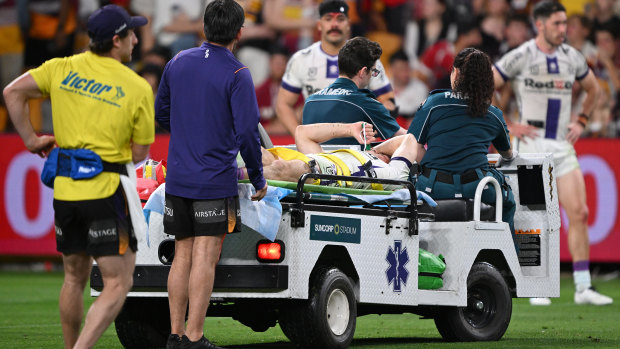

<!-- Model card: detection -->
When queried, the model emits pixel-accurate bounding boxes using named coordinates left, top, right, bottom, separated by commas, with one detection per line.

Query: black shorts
left=163, top=193, right=241, bottom=239
left=53, top=184, right=137, bottom=256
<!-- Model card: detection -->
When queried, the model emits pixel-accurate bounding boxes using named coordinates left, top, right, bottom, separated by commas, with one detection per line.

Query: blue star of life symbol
left=386, top=240, right=409, bottom=292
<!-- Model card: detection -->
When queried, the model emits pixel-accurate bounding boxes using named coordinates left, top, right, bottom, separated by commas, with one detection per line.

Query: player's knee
left=567, top=203, right=589, bottom=224
left=64, top=274, right=89, bottom=290
left=125, top=275, right=134, bottom=292
left=579, top=205, right=589, bottom=224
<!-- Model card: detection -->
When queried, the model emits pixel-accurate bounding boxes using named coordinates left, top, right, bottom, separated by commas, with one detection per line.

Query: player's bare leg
left=558, top=168, right=612, bottom=305
left=75, top=250, right=136, bottom=348
left=168, top=237, right=194, bottom=337
left=59, top=253, right=92, bottom=349
left=263, top=159, right=311, bottom=182
left=184, top=234, right=225, bottom=341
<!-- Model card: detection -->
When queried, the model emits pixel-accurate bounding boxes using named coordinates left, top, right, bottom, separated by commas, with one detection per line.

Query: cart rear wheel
left=115, top=297, right=170, bottom=349
left=279, top=267, right=357, bottom=348
left=434, top=262, right=512, bottom=341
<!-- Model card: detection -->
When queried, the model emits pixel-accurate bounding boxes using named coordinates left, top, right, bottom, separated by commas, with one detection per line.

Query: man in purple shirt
left=155, top=1, right=267, bottom=348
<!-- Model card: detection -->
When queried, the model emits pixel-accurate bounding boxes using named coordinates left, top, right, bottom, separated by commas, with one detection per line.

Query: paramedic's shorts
left=54, top=184, right=136, bottom=256
left=515, top=137, right=580, bottom=177
left=163, top=193, right=241, bottom=239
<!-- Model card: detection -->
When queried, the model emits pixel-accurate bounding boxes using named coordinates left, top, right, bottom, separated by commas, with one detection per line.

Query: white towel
left=120, top=163, right=148, bottom=249
left=238, top=184, right=292, bottom=241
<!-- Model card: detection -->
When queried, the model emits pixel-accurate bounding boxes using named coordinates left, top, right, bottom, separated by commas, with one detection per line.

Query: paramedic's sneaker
left=166, top=334, right=183, bottom=349
left=529, top=297, right=551, bottom=306
left=574, top=287, right=613, bottom=305
left=181, top=335, right=224, bottom=349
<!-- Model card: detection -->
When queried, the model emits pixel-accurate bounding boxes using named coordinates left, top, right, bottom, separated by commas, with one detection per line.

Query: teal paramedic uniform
left=408, top=89, right=516, bottom=232
left=302, top=78, right=401, bottom=145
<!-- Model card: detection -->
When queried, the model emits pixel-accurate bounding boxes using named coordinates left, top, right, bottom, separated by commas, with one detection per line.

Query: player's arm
left=568, top=70, right=599, bottom=144
left=491, top=65, right=537, bottom=141
left=275, top=87, right=302, bottom=136
left=3, top=72, right=55, bottom=157
left=131, top=144, right=150, bottom=163
left=492, top=67, right=506, bottom=90
left=295, top=122, right=376, bottom=154
left=131, top=88, right=155, bottom=164
left=373, top=133, right=418, bottom=164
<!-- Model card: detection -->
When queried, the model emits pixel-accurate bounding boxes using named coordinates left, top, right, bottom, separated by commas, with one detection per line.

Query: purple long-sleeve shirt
left=155, top=42, right=265, bottom=199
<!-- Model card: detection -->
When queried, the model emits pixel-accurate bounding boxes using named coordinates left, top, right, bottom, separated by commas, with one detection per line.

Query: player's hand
left=26, top=135, right=56, bottom=158
left=352, top=122, right=376, bottom=145
left=498, top=150, right=518, bottom=167
left=508, top=123, right=538, bottom=143
left=251, top=182, right=268, bottom=201
left=566, top=122, right=584, bottom=144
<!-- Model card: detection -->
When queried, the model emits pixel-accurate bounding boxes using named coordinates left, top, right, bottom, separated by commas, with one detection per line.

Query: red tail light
left=256, top=240, right=285, bottom=263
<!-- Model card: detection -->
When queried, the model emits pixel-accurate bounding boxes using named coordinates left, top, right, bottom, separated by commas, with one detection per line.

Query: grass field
left=1, top=271, right=619, bottom=348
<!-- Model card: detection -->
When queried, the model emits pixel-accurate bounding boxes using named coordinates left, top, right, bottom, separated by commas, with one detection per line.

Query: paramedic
left=3, top=5, right=154, bottom=348
left=493, top=1, right=611, bottom=306
left=154, top=0, right=267, bottom=348
left=276, top=0, right=398, bottom=136
left=302, top=36, right=406, bottom=145
left=240, top=121, right=416, bottom=191
left=408, top=48, right=517, bottom=233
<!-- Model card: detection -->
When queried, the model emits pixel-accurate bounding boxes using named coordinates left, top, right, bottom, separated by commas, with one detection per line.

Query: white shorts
left=514, top=137, right=580, bottom=177
left=307, top=152, right=410, bottom=190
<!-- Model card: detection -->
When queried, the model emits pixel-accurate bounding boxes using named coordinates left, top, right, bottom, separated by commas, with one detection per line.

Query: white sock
left=574, top=270, right=591, bottom=293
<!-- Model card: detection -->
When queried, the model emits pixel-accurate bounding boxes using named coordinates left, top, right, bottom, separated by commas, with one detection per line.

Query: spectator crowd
left=1, top=0, right=619, bottom=138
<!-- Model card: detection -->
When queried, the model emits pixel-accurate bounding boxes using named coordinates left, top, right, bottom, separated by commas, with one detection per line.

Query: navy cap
left=319, top=0, right=349, bottom=17
left=88, top=5, right=147, bottom=42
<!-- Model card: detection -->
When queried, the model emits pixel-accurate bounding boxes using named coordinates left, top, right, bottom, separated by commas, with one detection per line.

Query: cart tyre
left=279, top=267, right=357, bottom=348
left=115, top=297, right=171, bottom=349
left=434, top=262, right=512, bottom=342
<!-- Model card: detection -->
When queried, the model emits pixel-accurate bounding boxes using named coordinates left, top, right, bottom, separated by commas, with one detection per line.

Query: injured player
left=239, top=122, right=418, bottom=191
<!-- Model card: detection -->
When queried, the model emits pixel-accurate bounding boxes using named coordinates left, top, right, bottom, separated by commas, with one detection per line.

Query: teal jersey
left=302, top=78, right=401, bottom=145
left=408, top=89, right=510, bottom=173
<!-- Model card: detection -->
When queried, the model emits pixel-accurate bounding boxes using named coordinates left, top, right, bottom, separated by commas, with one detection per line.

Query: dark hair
left=138, top=64, right=163, bottom=82
left=569, top=14, right=592, bottom=32
left=533, top=1, right=566, bottom=21
left=146, top=45, right=172, bottom=63
left=89, top=29, right=128, bottom=54
left=269, top=44, right=290, bottom=56
left=203, top=0, right=244, bottom=45
left=595, top=23, right=618, bottom=39
left=507, top=13, right=532, bottom=28
left=456, top=19, right=480, bottom=38
left=338, top=37, right=382, bottom=78
left=452, top=48, right=493, bottom=117
left=389, top=50, right=409, bottom=65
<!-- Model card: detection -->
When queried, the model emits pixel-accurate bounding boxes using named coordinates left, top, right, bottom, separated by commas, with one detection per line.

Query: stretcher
left=90, top=152, right=560, bottom=349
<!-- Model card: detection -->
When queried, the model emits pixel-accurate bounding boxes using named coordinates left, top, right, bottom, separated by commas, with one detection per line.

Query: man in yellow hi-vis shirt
left=3, top=5, right=154, bottom=348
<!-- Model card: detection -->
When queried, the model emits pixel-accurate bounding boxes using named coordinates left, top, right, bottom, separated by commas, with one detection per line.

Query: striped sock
left=573, top=261, right=591, bottom=293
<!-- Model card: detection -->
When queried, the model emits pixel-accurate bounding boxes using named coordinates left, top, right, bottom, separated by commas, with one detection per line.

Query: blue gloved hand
left=417, top=190, right=437, bottom=207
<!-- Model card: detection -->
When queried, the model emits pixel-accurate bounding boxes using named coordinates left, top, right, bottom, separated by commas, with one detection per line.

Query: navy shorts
left=53, top=184, right=137, bottom=256
left=163, top=193, right=241, bottom=239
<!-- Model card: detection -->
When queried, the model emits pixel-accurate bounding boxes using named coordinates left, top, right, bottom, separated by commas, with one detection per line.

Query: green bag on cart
left=419, top=248, right=446, bottom=290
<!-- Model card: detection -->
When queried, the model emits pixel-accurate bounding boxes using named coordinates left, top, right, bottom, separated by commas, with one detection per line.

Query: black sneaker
left=181, top=335, right=224, bottom=349
left=167, top=334, right=183, bottom=349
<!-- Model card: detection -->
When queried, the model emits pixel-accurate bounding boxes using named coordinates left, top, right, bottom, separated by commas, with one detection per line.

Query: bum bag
left=41, top=148, right=127, bottom=188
